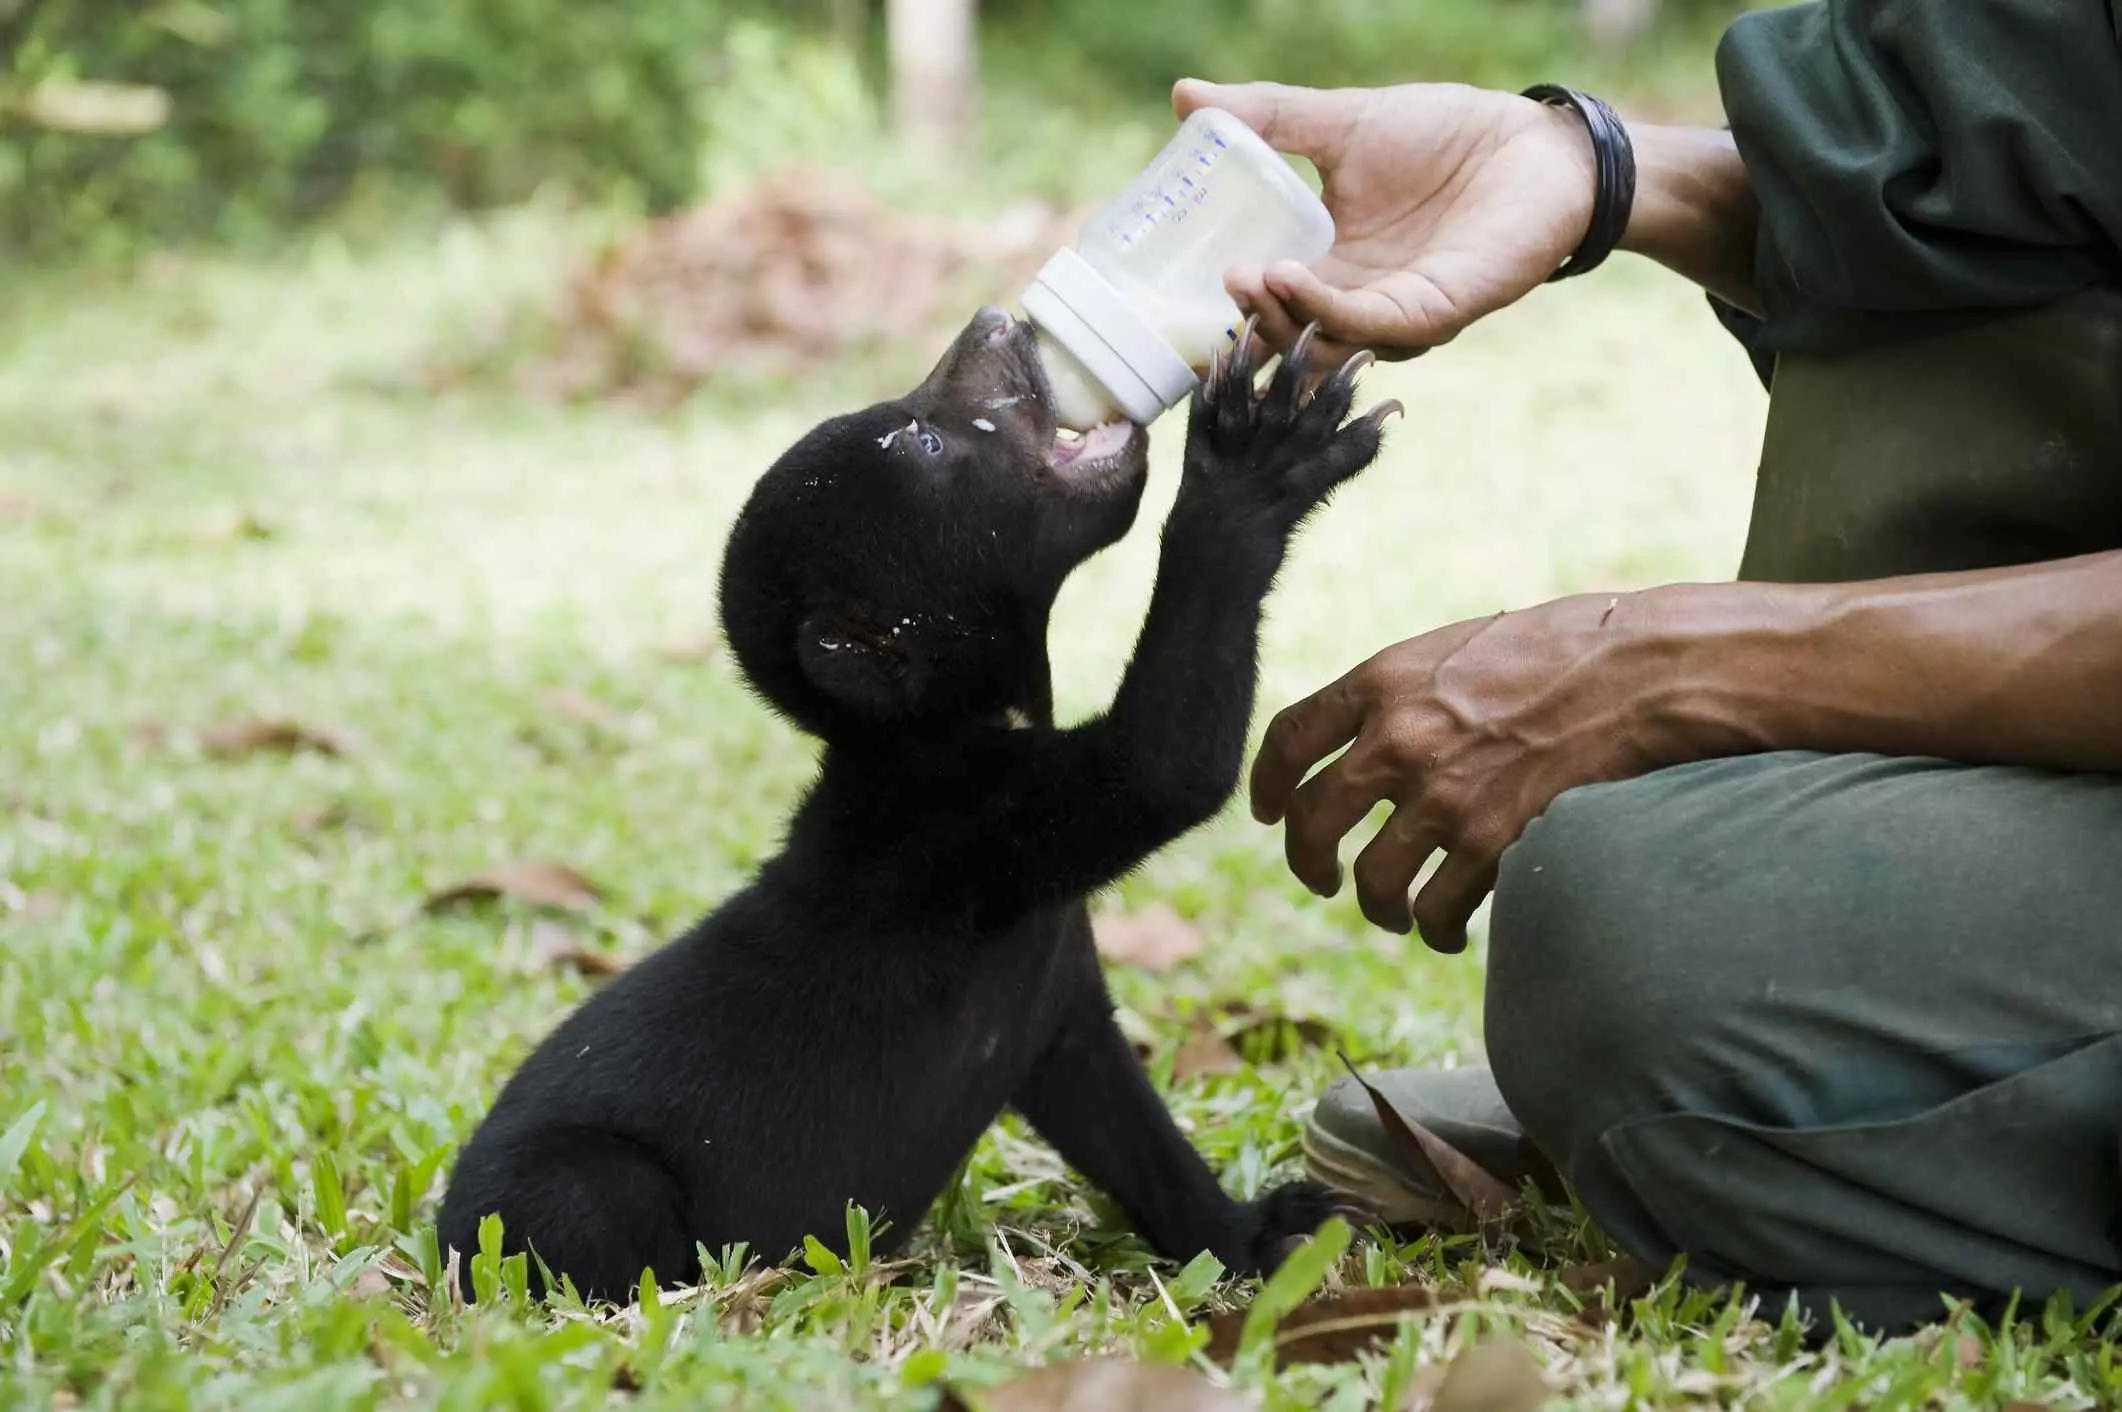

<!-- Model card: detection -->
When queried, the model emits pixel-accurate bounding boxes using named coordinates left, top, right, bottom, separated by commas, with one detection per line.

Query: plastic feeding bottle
left=1019, top=107, right=1336, bottom=431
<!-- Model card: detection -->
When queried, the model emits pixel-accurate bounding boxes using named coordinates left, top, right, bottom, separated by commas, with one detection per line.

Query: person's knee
left=1481, top=770, right=1724, bottom=1172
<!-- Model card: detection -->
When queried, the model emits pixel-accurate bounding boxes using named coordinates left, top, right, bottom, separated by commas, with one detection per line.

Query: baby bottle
left=1019, top=107, right=1337, bottom=431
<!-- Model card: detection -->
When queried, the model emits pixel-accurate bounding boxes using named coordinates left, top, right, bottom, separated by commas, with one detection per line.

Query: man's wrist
left=1520, top=84, right=1636, bottom=281
left=1624, top=579, right=1825, bottom=761
left=1615, top=124, right=1762, bottom=312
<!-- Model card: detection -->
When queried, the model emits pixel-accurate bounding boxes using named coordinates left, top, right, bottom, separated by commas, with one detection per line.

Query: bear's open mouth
left=1047, top=421, right=1140, bottom=481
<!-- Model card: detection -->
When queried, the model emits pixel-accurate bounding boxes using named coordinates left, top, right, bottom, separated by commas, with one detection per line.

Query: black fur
left=436, top=308, right=1396, bottom=1304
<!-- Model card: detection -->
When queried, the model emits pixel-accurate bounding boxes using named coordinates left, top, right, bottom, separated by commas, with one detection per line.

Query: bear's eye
left=916, top=428, right=944, bottom=456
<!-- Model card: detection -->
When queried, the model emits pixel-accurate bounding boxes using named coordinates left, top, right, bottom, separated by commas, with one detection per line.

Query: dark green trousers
left=1466, top=290, right=2122, bottom=1332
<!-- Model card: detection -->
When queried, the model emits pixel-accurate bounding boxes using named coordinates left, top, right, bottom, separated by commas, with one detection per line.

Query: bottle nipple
left=1032, top=331, right=1126, bottom=432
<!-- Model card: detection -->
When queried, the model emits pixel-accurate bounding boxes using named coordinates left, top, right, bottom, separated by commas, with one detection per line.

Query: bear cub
left=437, top=307, right=1397, bottom=1304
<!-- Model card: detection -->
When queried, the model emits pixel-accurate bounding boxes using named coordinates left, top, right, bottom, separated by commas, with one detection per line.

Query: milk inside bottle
left=1019, top=108, right=1337, bottom=431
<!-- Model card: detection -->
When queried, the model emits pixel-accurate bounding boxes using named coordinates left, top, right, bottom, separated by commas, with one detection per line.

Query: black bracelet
left=1520, top=83, right=1636, bottom=282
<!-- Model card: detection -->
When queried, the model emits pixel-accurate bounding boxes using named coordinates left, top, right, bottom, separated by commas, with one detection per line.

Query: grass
left=1, top=200, right=2116, bottom=1410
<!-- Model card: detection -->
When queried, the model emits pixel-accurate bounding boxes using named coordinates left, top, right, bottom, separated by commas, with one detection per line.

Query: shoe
left=1301, top=1064, right=1536, bottom=1228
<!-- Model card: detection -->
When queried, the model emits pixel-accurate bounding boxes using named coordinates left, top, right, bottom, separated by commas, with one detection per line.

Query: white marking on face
left=973, top=418, right=996, bottom=433
left=876, top=419, right=919, bottom=450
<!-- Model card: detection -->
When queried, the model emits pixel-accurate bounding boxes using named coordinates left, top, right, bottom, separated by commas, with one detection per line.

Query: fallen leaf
left=291, top=802, right=355, bottom=834
left=1339, top=1055, right=1521, bottom=1226
left=542, top=689, right=622, bottom=728
left=1475, top=1268, right=1543, bottom=1297
left=1171, top=1031, right=1244, bottom=1082
left=376, top=1251, right=427, bottom=1288
left=1092, top=905, right=1205, bottom=973
left=200, top=718, right=350, bottom=760
left=350, top=1267, right=392, bottom=1300
left=1204, top=1282, right=1441, bottom=1367
left=653, top=638, right=722, bottom=665
left=132, top=720, right=170, bottom=748
left=1220, top=1005, right=1338, bottom=1064
left=529, top=920, right=631, bottom=977
left=21, top=80, right=171, bottom=134
left=942, top=1359, right=1249, bottom=1411
left=0, top=882, right=60, bottom=922
left=1428, top=1338, right=1552, bottom=1412
left=191, top=511, right=275, bottom=545
left=424, top=860, right=604, bottom=914
left=0, top=495, right=53, bottom=523
left=1557, top=1256, right=1656, bottom=1303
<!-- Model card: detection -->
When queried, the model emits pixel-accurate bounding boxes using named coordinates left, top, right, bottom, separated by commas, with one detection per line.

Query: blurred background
left=2, top=2, right=1781, bottom=1042
left=5, top=0, right=1762, bottom=256
left=0, top=12, right=1792, bottom=1382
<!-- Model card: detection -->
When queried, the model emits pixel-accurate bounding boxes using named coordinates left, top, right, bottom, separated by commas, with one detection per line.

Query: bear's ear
left=795, top=606, right=930, bottom=721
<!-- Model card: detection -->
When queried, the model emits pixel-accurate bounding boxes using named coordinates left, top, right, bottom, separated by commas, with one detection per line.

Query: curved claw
left=1366, top=398, right=1406, bottom=426
left=1287, top=321, right=1320, bottom=377
left=1283, top=322, right=1323, bottom=406
left=1207, top=345, right=1226, bottom=401
left=1337, top=349, right=1377, bottom=382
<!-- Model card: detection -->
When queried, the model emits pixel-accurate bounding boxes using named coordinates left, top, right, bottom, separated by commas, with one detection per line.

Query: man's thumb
left=1170, top=78, right=1352, bottom=160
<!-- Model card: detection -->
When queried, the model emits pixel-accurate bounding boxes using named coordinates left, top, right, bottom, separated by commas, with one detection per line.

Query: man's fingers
left=1279, top=747, right=1395, bottom=898
left=1250, top=683, right=1368, bottom=825
left=1410, top=847, right=1501, bottom=955
left=1228, top=278, right=1312, bottom=362
left=1349, top=804, right=1446, bottom=935
left=1263, top=263, right=1438, bottom=361
left=1171, top=79, right=1356, bottom=163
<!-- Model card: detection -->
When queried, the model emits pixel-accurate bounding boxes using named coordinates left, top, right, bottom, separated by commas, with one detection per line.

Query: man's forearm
left=1647, top=551, right=2122, bottom=775
left=1617, top=124, right=1761, bottom=316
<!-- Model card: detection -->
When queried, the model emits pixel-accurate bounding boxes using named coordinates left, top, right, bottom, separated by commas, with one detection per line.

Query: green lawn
left=2, top=212, right=2111, bottom=1409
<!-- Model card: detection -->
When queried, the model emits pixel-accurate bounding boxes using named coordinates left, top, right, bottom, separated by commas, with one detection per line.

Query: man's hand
left=1247, top=592, right=1717, bottom=952
left=1251, top=552, right=2122, bottom=952
left=1171, top=79, right=1764, bottom=358
left=1172, top=78, right=1595, bottom=363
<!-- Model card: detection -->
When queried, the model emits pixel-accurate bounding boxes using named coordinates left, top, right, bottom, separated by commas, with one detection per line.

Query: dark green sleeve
left=1713, top=0, right=2122, bottom=355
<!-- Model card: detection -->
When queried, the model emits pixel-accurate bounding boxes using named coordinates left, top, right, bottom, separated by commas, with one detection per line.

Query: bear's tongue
left=1048, top=421, right=1134, bottom=472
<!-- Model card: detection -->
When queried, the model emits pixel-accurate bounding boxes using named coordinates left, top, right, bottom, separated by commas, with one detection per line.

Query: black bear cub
left=436, top=306, right=1398, bottom=1304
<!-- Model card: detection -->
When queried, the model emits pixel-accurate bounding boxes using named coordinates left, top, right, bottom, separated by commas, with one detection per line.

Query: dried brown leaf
left=424, top=860, right=604, bottom=914
left=21, top=80, right=171, bottom=134
left=542, top=690, right=622, bottom=728
left=1340, top=1056, right=1521, bottom=1226
left=1220, top=1005, right=1337, bottom=1063
left=350, top=1267, right=392, bottom=1300
left=200, top=718, right=350, bottom=760
left=192, top=511, right=275, bottom=545
left=0, top=882, right=60, bottom=922
left=1171, top=1031, right=1245, bottom=1082
left=1427, top=1338, right=1552, bottom=1412
left=376, top=1251, right=426, bottom=1288
left=1204, top=1282, right=1442, bottom=1367
left=1092, top=905, right=1205, bottom=973
left=529, top=920, right=631, bottom=977
left=1557, top=1256, right=1656, bottom=1303
left=0, top=494, right=53, bottom=523
left=653, top=638, right=722, bottom=665
left=1474, top=1267, right=1543, bottom=1297
left=943, top=1359, right=1249, bottom=1411
left=291, top=801, right=355, bottom=834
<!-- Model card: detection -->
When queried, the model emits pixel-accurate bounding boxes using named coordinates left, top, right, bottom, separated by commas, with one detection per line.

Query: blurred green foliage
left=0, top=0, right=723, bottom=256
left=0, top=0, right=1752, bottom=258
